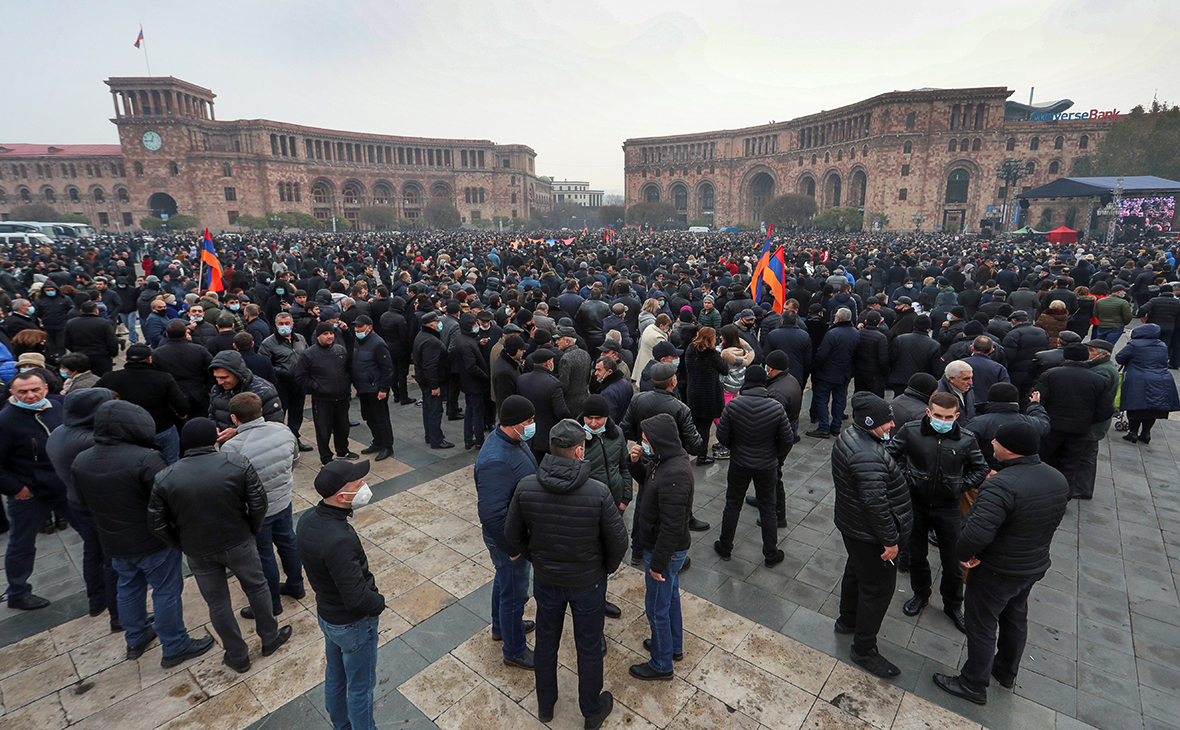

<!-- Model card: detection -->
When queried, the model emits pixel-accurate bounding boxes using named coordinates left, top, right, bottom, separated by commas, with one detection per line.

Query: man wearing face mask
left=295, top=323, right=356, bottom=465
left=516, top=350, right=571, bottom=465
left=350, top=315, right=395, bottom=461
left=297, top=459, right=385, bottom=730
left=412, top=311, right=453, bottom=449
left=259, top=313, right=313, bottom=452
left=886, top=392, right=988, bottom=634
left=474, top=395, right=540, bottom=670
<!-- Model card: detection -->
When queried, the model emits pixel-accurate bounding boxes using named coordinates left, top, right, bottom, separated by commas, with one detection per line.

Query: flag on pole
left=200, top=228, right=225, bottom=292
left=134, top=27, right=144, bottom=48
left=749, top=225, right=788, bottom=313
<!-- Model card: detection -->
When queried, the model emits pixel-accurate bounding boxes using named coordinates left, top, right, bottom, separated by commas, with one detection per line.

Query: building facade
left=1, top=76, right=548, bottom=230
left=551, top=180, right=604, bottom=208
left=623, top=87, right=1114, bottom=233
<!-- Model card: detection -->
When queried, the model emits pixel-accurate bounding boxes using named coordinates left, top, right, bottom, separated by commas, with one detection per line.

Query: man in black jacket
left=854, top=311, right=890, bottom=397
left=296, top=323, right=357, bottom=463
left=259, top=313, right=313, bottom=451
left=505, top=420, right=626, bottom=728
left=517, top=350, right=572, bottom=464
left=97, top=344, right=189, bottom=464
left=378, top=296, right=416, bottom=405
left=1002, top=312, right=1049, bottom=403
left=888, top=392, right=988, bottom=633
left=412, top=312, right=452, bottom=449
left=153, top=321, right=214, bottom=423
left=64, top=300, right=119, bottom=375
left=968, top=384, right=1050, bottom=469
left=1034, top=343, right=1115, bottom=499
left=887, top=315, right=943, bottom=398
left=832, top=392, right=912, bottom=678
left=808, top=307, right=860, bottom=438
left=297, top=459, right=385, bottom=730
left=350, top=316, right=395, bottom=461
left=714, top=367, right=793, bottom=566
left=933, top=422, right=1069, bottom=706
left=453, top=313, right=491, bottom=450
left=1138, top=284, right=1180, bottom=367
left=149, top=418, right=291, bottom=674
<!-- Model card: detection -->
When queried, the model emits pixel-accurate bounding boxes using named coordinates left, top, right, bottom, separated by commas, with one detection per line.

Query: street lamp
left=997, top=159, right=1035, bottom=233
left=911, top=212, right=926, bottom=231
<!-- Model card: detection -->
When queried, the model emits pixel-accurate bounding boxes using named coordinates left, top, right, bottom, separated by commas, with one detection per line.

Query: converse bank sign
left=1030, top=108, right=1120, bottom=121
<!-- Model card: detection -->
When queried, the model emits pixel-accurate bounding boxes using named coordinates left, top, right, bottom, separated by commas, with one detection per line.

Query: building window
left=134, top=162, right=144, bottom=178
left=898, top=188, right=907, bottom=201
left=503, top=158, right=510, bottom=168
left=1079, top=135, right=1089, bottom=149
left=1006, top=138, right=1016, bottom=152
left=1054, top=135, right=1064, bottom=150
left=901, top=164, right=910, bottom=177
left=701, top=184, right=714, bottom=211
left=945, top=169, right=969, bottom=204
left=972, top=138, right=982, bottom=151
left=471, top=210, right=482, bottom=220
left=374, top=184, right=390, bottom=205
left=122, top=212, right=133, bottom=227
left=511, top=193, right=517, bottom=204
left=903, top=141, right=912, bottom=154
left=1049, top=160, right=1060, bottom=174
left=1026, top=161, right=1036, bottom=175
left=93, top=188, right=105, bottom=203
left=645, top=186, right=659, bottom=203
left=862, top=145, right=868, bottom=157
left=905, top=112, right=916, bottom=130
left=798, top=157, right=803, bottom=167
left=948, top=139, right=957, bottom=153
left=1029, top=137, right=1040, bottom=151
left=312, top=182, right=329, bottom=204
left=811, top=154, right=817, bottom=165
left=98, top=212, right=109, bottom=227
left=169, top=161, right=179, bottom=177
left=673, top=186, right=687, bottom=211
left=44, top=188, right=56, bottom=203
left=343, top=183, right=361, bottom=205
left=117, top=187, right=129, bottom=203
left=227, top=211, right=239, bottom=225
left=224, top=187, right=237, bottom=202
left=222, top=162, right=232, bottom=177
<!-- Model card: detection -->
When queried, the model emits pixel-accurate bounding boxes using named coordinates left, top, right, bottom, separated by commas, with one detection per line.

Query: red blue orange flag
left=134, top=28, right=144, bottom=48
left=200, top=228, right=224, bottom=292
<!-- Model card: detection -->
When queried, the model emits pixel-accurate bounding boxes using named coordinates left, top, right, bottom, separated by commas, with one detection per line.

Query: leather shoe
left=746, top=495, right=759, bottom=507
left=126, top=626, right=158, bottom=660
left=643, top=639, right=682, bottom=661
left=764, top=549, right=786, bottom=568
left=945, top=607, right=967, bottom=634
left=539, top=706, right=554, bottom=723
left=680, top=556, right=691, bottom=572
left=688, top=517, right=710, bottom=532
left=337, top=451, right=360, bottom=460
left=991, top=667, right=1015, bottom=689
left=375, top=447, right=394, bottom=461
left=604, top=601, right=621, bottom=619
left=223, top=653, right=251, bottom=674
left=902, top=595, right=929, bottom=617
left=89, top=603, right=107, bottom=617
left=279, top=585, right=305, bottom=600
left=713, top=540, right=732, bottom=561
left=261, top=625, right=293, bottom=656
left=584, top=691, right=613, bottom=730
left=447, top=412, right=464, bottom=421
left=805, top=429, right=830, bottom=439
left=297, top=441, right=314, bottom=452
left=933, top=673, right=987, bottom=705
left=503, top=648, right=535, bottom=670
left=492, top=620, right=536, bottom=641
left=399, top=398, right=418, bottom=406
left=757, top=517, right=789, bottom=528
left=240, top=603, right=284, bottom=620
left=851, top=648, right=900, bottom=678
left=628, top=662, right=673, bottom=680
left=694, top=456, right=714, bottom=466
left=161, top=636, right=215, bottom=668
left=361, top=443, right=380, bottom=454
left=833, top=619, right=854, bottom=635
left=8, top=594, right=50, bottom=611
left=431, top=440, right=456, bottom=450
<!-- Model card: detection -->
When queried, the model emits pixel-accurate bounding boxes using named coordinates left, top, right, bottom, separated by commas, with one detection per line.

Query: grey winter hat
left=549, top=419, right=587, bottom=450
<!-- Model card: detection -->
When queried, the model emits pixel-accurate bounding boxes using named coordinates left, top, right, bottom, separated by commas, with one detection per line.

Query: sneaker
left=711, top=445, right=730, bottom=459
left=850, top=648, right=900, bottom=678
left=337, top=451, right=360, bottom=460
left=584, top=691, right=614, bottom=730
left=161, top=636, right=215, bottom=668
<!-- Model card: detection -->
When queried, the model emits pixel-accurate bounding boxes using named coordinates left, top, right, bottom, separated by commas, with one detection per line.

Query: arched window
left=972, top=138, right=982, bottom=151
left=312, top=182, right=329, bottom=204
left=1079, top=135, right=1089, bottom=149
left=862, top=145, right=868, bottom=157
left=1026, top=161, right=1036, bottom=174
left=945, top=169, right=969, bottom=204
left=1029, top=137, right=1040, bottom=151
left=343, top=183, right=361, bottom=205
left=798, top=157, right=803, bottom=167
left=0, top=189, right=5, bottom=204
left=645, top=186, right=659, bottom=203
left=93, top=188, right=105, bottom=204
left=68, top=187, right=80, bottom=203
left=117, top=187, right=129, bottom=203
left=403, top=185, right=421, bottom=207
left=134, top=162, right=144, bottom=178
left=1049, top=160, right=1060, bottom=175
left=373, top=184, right=391, bottom=205
left=850, top=147, right=856, bottom=159
left=701, top=184, right=714, bottom=212
left=948, top=139, right=957, bottom=153
left=1006, top=138, right=1016, bottom=152
left=905, top=112, right=916, bottom=130
left=278, top=183, right=288, bottom=202
left=1054, top=136, right=1064, bottom=150
left=20, top=188, right=31, bottom=203
left=824, top=152, right=830, bottom=163
left=673, top=186, right=687, bottom=211
left=43, top=188, right=56, bottom=204
left=804, top=178, right=816, bottom=197
left=961, top=138, right=970, bottom=152
left=222, top=162, right=232, bottom=177
left=811, top=154, right=817, bottom=165
left=169, top=161, right=179, bottom=177
left=837, top=150, right=843, bottom=161
left=903, top=141, right=913, bottom=154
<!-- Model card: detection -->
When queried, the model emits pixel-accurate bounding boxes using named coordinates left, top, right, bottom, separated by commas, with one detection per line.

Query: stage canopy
left=1047, top=226, right=1078, bottom=243
left=1016, top=176, right=1180, bottom=200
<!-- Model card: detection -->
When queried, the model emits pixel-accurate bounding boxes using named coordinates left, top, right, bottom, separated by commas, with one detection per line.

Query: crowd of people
left=0, top=224, right=1177, bottom=727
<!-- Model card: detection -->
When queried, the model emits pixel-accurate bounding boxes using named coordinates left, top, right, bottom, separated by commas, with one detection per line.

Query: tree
left=326, top=216, right=352, bottom=232
left=280, top=211, right=324, bottom=230
left=423, top=199, right=461, bottom=229
left=599, top=205, right=625, bottom=229
left=689, top=216, right=714, bottom=228
left=167, top=214, right=200, bottom=230
left=625, top=202, right=679, bottom=228
left=357, top=206, right=400, bottom=230
left=761, top=194, right=817, bottom=228
left=9, top=203, right=58, bottom=221
left=811, top=207, right=864, bottom=230
left=140, top=216, right=165, bottom=232
left=470, top=217, right=493, bottom=229
left=863, top=211, right=890, bottom=230
left=603, top=194, right=625, bottom=207
left=1087, top=100, right=1180, bottom=181
left=57, top=213, right=91, bottom=225
left=236, top=214, right=269, bottom=230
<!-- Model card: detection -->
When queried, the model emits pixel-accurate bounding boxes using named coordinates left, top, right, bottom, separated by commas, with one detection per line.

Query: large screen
left=1117, top=196, right=1175, bottom=232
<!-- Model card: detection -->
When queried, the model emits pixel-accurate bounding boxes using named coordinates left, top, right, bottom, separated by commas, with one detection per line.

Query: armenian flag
left=749, top=225, right=787, bottom=313
left=200, top=228, right=224, bottom=292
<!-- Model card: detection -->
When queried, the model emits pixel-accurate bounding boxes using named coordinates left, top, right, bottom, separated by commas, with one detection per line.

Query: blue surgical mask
left=584, top=423, right=605, bottom=436
left=946, top=313, right=953, bottom=321
left=930, top=417, right=954, bottom=434
left=14, top=398, right=49, bottom=410
left=229, top=303, right=240, bottom=311
left=46, top=290, right=56, bottom=297
left=60, top=370, right=70, bottom=379
left=278, top=325, right=293, bottom=336
left=880, top=432, right=891, bottom=441
left=521, top=423, right=536, bottom=441
left=642, top=441, right=652, bottom=456
left=275, top=289, right=284, bottom=295
left=26, top=305, right=35, bottom=315
left=356, top=330, right=368, bottom=340
left=905, top=284, right=913, bottom=289
left=671, top=357, right=681, bottom=367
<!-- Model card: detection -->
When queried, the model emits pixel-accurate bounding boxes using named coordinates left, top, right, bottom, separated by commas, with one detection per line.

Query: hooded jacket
left=627, top=413, right=694, bottom=574
left=220, top=417, right=299, bottom=518
left=208, top=350, right=284, bottom=429
left=1115, top=324, right=1180, bottom=412
left=831, top=421, right=912, bottom=546
left=70, top=401, right=169, bottom=557
left=887, top=418, right=989, bottom=508
left=46, top=387, right=116, bottom=503
left=505, top=455, right=628, bottom=589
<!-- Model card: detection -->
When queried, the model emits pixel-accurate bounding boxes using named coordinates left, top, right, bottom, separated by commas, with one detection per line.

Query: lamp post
left=997, top=159, right=1034, bottom=233
left=911, top=211, right=926, bottom=231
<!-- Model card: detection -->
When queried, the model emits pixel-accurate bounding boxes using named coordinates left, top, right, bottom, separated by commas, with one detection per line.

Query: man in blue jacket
left=807, top=307, right=861, bottom=438
left=474, top=395, right=539, bottom=670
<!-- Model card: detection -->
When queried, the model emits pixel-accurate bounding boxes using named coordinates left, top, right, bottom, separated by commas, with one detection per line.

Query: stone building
left=551, top=180, right=604, bottom=208
left=1, top=76, right=547, bottom=230
left=623, top=87, right=1115, bottom=233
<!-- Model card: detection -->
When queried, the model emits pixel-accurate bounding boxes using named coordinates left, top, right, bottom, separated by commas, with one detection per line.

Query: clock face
left=142, top=131, right=162, bottom=151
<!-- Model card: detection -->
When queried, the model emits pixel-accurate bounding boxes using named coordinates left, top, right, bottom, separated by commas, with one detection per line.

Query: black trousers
left=89, top=355, right=114, bottom=377
left=533, top=578, right=608, bottom=719
left=854, top=375, right=886, bottom=398
left=774, top=456, right=787, bottom=521
left=838, top=534, right=897, bottom=655
left=311, top=398, right=351, bottom=464
left=275, top=381, right=305, bottom=439
left=692, top=416, right=713, bottom=457
left=718, top=463, right=779, bottom=559
left=1040, top=430, right=1089, bottom=499
left=391, top=356, right=411, bottom=402
left=959, top=566, right=1038, bottom=693
left=446, top=372, right=461, bottom=417
left=1074, top=438, right=1099, bottom=500
left=908, top=502, right=964, bottom=610
left=357, top=392, right=393, bottom=450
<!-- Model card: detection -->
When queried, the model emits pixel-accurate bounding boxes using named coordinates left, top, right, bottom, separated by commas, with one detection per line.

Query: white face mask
left=345, top=482, right=372, bottom=508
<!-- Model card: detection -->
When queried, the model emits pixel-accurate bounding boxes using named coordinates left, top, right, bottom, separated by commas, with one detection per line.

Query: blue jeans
left=421, top=391, right=445, bottom=446
left=69, top=500, right=118, bottom=620
left=1092, top=327, right=1123, bottom=346
left=154, top=425, right=180, bottom=465
left=812, top=379, right=848, bottom=434
left=5, top=491, right=75, bottom=601
left=256, top=505, right=304, bottom=603
left=643, top=548, right=687, bottom=673
left=120, top=311, right=139, bottom=343
left=483, top=535, right=531, bottom=660
left=534, top=578, right=608, bottom=719
left=319, top=614, right=379, bottom=730
left=111, top=546, right=193, bottom=656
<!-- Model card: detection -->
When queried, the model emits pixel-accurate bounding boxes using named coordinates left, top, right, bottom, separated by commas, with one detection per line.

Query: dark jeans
left=5, top=491, right=75, bottom=601
left=112, top=546, right=192, bottom=656
left=69, top=500, right=118, bottom=620
left=854, top=375, right=886, bottom=398
left=534, top=578, right=608, bottom=719
left=421, top=390, right=445, bottom=446
left=463, top=392, right=486, bottom=446
left=446, top=373, right=461, bottom=417
left=276, top=381, right=306, bottom=439
left=908, top=503, right=964, bottom=610
left=1074, top=439, right=1099, bottom=500
left=838, top=534, right=897, bottom=655
left=484, top=536, right=531, bottom=660
left=256, top=505, right=304, bottom=604
left=774, top=457, right=787, bottom=521
left=812, top=379, right=848, bottom=434
left=717, top=463, right=780, bottom=559
left=643, top=548, right=687, bottom=673
left=1040, top=430, right=1090, bottom=499
left=959, top=566, right=1039, bottom=693
left=1092, top=327, right=1123, bottom=346
left=187, top=538, right=279, bottom=665
left=391, top=356, right=411, bottom=402
left=319, top=613, right=379, bottom=730
left=312, top=398, right=351, bottom=463
left=1164, top=328, right=1180, bottom=368
left=357, top=392, right=393, bottom=450
left=154, top=425, right=180, bottom=465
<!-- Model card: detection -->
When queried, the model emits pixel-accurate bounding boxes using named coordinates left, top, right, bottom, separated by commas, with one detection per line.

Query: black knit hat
left=1063, top=343, right=1089, bottom=361
left=907, top=372, right=938, bottom=399
left=743, top=365, right=767, bottom=387
left=988, top=383, right=1020, bottom=403
left=852, top=391, right=893, bottom=430
left=581, top=394, right=610, bottom=419
left=765, top=350, right=790, bottom=371
left=499, top=395, right=535, bottom=427
left=995, top=422, right=1040, bottom=456
left=180, top=417, right=218, bottom=455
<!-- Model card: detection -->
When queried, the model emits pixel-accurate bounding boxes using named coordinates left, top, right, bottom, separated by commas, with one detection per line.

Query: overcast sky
left=9, top=0, right=1178, bottom=196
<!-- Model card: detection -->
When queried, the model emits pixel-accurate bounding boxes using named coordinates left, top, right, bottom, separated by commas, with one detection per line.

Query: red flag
left=200, top=228, right=225, bottom=293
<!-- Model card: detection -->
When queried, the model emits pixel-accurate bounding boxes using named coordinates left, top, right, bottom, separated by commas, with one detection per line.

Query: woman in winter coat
left=1068, top=286, right=1096, bottom=338
left=633, top=313, right=671, bottom=384
left=684, top=326, right=728, bottom=465
left=1035, top=300, right=1069, bottom=347
left=637, top=298, right=660, bottom=337
left=1116, top=323, right=1180, bottom=444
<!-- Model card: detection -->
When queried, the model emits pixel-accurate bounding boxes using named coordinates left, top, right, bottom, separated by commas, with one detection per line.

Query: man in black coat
left=516, top=350, right=572, bottom=464
left=505, top=420, right=627, bottom=728
left=933, top=422, right=1069, bottom=706
left=758, top=350, right=802, bottom=523
left=97, top=345, right=189, bottom=464
left=574, top=286, right=610, bottom=351
left=1138, top=284, right=1180, bottom=367
left=453, top=313, right=491, bottom=450
left=1001, top=311, right=1049, bottom=403
left=888, top=315, right=943, bottom=398
left=152, top=321, right=214, bottom=425
left=807, top=307, right=860, bottom=438
left=259, top=313, right=312, bottom=451
left=714, top=367, right=793, bottom=566
left=765, top=311, right=813, bottom=389
left=1034, top=343, right=1115, bottom=499
left=378, top=296, right=416, bottom=405
left=411, top=312, right=452, bottom=449
left=350, top=316, right=395, bottom=461
left=64, top=300, right=119, bottom=375
left=968, top=384, right=1050, bottom=469
left=853, top=311, right=890, bottom=397
left=205, top=315, right=238, bottom=356
left=296, top=323, right=357, bottom=463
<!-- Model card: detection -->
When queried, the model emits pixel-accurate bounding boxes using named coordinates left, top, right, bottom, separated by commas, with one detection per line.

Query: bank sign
left=1029, top=109, right=1120, bottom=122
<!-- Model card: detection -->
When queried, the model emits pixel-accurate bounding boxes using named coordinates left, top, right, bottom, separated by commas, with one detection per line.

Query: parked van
left=0, top=232, right=54, bottom=247
left=688, top=226, right=710, bottom=233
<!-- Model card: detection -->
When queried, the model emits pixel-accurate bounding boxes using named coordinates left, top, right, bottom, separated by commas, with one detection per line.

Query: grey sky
left=9, top=0, right=1178, bottom=196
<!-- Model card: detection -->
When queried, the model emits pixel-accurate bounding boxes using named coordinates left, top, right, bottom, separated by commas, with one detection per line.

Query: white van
left=0, top=232, right=54, bottom=247
left=688, top=226, right=710, bottom=233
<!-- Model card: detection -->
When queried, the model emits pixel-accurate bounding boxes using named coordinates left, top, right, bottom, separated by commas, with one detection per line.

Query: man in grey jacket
left=221, top=392, right=303, bottom=620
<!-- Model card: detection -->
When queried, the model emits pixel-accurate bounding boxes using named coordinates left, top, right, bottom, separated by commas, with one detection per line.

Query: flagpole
left=140, top=25, right=152, bottom=77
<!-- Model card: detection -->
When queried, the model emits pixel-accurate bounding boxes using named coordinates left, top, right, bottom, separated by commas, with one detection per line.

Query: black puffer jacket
left=96, top=361, right=189, bottom=434
left=684, top=345, right=728, bottom=420
left=968, top=402, right=1051, bottom=468
left=350, top=333, right=393, bottom=395
left=411, top=327, right=447, bottom=390
left=149, top=445, right=267, bottom=557
left=1002, top=323, right=1050, bottom=385
left=208, top=350, right=284, bottom=429
left=151, top=337, right=213, bottom=405
left=1035, top=361, right=1115, bottom=434
left=888, top=332, right=943, bottom=386
left=295, top=339, right=352, bottom=400
left=627, top=413, right=694, bottom=575
left=505, top=455, right=628, bottom=589
left=297, top=502, right=386, bottom=625
left=766, top=370, right=802, bottom=425
left=887, top=418, right=989, bottom=508
left=620, top=389, right=703, bottom=456
left=46, top=388, right=116, bottom=502
left=70, top=401, right=169, bottom=558
left=831, top=420, right=912, bottom=546
left=453, top=329, right=490, bottom=394
left=258, top=332, right=307, bottom=384
left=957, top=454, right=1068, bottom=577
left=854, top=325, right=890, bottom=381
left=1139, top=292, right=1180, bottom=332
left=716, top=385, right=792, bottom=470
left=889, top=386, right=931, bottom=427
